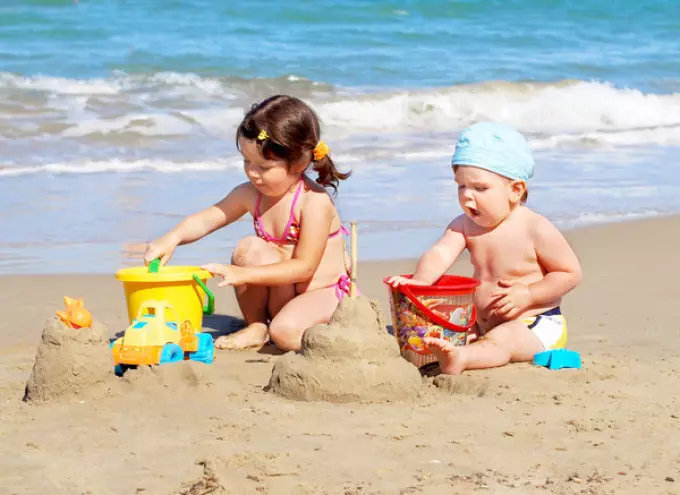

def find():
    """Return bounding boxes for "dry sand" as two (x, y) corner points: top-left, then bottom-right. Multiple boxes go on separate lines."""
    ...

(1, 216), (679, 494)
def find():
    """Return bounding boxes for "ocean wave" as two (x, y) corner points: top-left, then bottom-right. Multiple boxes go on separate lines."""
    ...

(0, 158), (239, 177)
(554, 210), (663, 230)
(316, 80), (680, 145)
(0, 71), (333, 98)
(1, 72), (680, 148)
(0, 150), (367, 177)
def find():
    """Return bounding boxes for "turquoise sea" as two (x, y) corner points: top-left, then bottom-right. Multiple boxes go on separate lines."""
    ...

(1, 0), (680, 272)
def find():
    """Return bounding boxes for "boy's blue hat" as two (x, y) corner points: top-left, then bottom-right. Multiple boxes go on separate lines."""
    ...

(451, 122), (534, 182)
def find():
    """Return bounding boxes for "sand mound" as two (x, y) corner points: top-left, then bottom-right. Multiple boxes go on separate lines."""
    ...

(269, 297), (422, 403)
(121, 360), (214, 390)
(24, 317), (214, 403)
(24, 316), (113, 402)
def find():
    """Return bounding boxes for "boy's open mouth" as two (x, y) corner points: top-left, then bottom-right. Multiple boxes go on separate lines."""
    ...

(468, 207), (480, 217)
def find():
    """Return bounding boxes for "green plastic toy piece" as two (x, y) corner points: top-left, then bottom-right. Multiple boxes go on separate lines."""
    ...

(148, 258), (161, 273)
(193, 274), (215, 315)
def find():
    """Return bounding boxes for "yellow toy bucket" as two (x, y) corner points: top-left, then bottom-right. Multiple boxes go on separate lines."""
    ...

(115, 264), (214, 331)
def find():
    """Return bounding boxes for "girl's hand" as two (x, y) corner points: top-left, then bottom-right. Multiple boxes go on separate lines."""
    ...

(201, 263), (247, 287)
(386, 276), (429, 288)
(144, 239), (177, 266)
(489, 280), (532, 320)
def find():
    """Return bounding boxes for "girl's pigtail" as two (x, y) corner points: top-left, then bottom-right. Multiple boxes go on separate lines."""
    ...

(313, 154), (351, 195)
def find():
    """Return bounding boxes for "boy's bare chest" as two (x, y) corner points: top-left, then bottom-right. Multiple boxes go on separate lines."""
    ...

(466, 229), (537, 278)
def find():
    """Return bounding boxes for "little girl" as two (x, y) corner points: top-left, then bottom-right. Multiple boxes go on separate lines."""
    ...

(144, 95), (351, 352)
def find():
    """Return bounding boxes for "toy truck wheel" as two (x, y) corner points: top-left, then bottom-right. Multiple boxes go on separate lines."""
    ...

(110, 340), (131, 376)
(189, 333), (214, 364)
(159, 343), (184, 364)
(114, 364), (133, 377)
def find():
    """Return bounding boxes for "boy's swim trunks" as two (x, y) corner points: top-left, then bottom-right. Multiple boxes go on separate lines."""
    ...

(523, 307), (567, 350)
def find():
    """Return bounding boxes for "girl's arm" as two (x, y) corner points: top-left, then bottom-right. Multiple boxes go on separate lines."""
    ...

(528, 216), (582, 305)
(144, 182), (251, 264)
(236, 191), (335, 285)
(395, 216), (467, 286)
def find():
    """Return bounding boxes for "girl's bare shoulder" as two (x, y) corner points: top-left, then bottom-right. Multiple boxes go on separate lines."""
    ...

(221, 181), (260, 212)
(301, 177), (336, 208)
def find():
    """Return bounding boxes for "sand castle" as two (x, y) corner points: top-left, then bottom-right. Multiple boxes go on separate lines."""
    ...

(268, 296), (422, 403)
(24, 304), (213, 403)
(24, 316), (113, 402)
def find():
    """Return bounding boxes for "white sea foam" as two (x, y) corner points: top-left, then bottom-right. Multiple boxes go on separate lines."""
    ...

(60, 113), (198, 138)
(2, 73), (680, 151)
(316, 81), (680, 146)
(0, 158), (239, 177)
(554, 210), (663, 230)
(0, 71), (238, 97)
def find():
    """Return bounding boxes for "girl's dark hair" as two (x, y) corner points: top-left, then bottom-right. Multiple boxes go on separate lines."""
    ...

(236, 95), (350, 194)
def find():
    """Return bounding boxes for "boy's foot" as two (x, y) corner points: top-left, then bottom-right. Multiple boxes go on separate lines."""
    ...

(424, 337), (465, 375)
(215, 322), (269, 350)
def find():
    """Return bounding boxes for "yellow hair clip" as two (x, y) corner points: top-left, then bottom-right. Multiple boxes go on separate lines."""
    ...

(313, 141), (330, 161)
(257, 130), (269, 141)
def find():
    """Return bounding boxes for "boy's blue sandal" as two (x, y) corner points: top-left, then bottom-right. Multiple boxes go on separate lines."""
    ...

(533, 349), (581, 370)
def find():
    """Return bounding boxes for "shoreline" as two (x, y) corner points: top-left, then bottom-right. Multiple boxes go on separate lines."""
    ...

(0, 212), (674, 277)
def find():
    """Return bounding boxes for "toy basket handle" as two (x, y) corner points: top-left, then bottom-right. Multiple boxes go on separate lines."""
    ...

(400, 285), (477, 332)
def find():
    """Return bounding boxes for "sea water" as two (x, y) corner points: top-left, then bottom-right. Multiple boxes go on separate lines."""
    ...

(1, 0), (679, 272)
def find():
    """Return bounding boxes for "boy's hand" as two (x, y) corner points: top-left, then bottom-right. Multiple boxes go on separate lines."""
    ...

(201, 263), (247, 287)
(386, 276), (429, 288)
(489, 280), (532, 320)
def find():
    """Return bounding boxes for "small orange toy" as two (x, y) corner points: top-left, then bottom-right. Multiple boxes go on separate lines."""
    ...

(56, 296), (93, 329)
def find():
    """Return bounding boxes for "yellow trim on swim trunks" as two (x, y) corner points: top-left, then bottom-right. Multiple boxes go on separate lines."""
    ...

(524, 313), (568, 350)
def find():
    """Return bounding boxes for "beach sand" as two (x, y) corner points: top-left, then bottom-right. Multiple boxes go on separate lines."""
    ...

(1, 216), (679, 494)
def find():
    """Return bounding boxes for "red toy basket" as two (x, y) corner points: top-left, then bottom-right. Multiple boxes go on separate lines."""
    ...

(384, 274), (480, 368)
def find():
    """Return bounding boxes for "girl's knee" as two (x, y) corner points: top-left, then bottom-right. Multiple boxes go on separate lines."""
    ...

(268, 319), (302, 352)
(232, 236), (280, 267)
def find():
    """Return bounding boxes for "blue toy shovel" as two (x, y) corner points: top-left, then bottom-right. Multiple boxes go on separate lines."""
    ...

(533, 349), (582, 370)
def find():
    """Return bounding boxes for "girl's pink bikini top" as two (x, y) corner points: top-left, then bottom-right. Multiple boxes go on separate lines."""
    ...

(253, 180), (348, 245)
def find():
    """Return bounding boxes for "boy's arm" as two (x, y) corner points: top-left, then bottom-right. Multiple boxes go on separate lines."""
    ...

(235, 192), (334, 286)
(411, 216), (467, 284)
(528, 215), (582, 305)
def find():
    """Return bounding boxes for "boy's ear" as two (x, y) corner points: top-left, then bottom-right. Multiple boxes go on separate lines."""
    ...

(509, 180), (527, 204)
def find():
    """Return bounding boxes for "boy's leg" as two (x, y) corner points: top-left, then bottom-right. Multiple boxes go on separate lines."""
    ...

(268, 286), (340, 352)
(424, 320), (544, 375)
(466, 323), (481, 344)
(215, 236), (295, 350)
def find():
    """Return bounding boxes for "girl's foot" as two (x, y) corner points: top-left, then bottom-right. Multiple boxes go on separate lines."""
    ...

(424, 337), (465, 375)
(215, 322), (269, 350)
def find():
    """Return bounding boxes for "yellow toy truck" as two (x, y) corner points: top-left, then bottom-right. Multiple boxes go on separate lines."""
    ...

(111, 300), (214, 375)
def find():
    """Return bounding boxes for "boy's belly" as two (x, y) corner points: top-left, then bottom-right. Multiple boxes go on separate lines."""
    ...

(474, 278), (561, 332)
